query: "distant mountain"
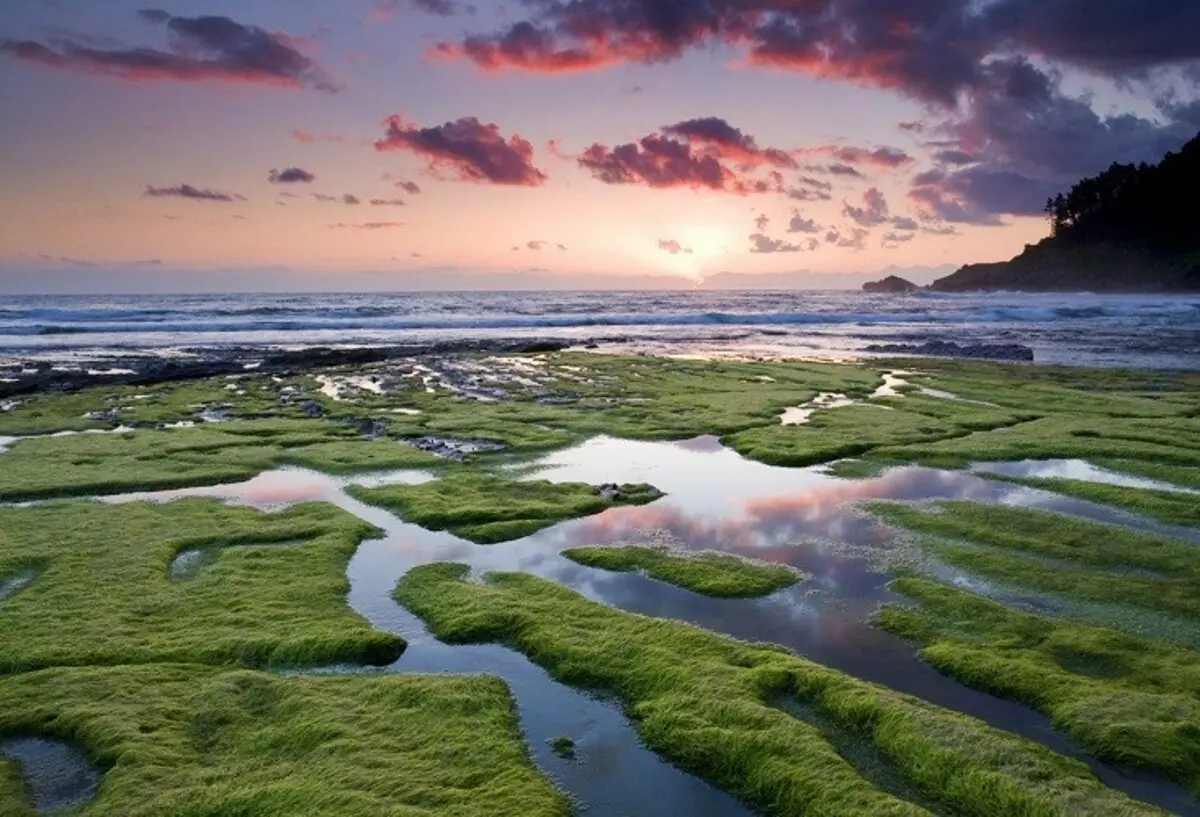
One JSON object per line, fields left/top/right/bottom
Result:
{"left": 932, "top": 132, "right": 1200, "bottom": 293}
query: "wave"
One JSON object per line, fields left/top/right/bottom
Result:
{"left": 0, "top": 302, "right": 1195, "bottom": 337}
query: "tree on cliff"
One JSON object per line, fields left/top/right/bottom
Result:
{"left": 1043, "top": 131, "right": 1200, "bottom": 254}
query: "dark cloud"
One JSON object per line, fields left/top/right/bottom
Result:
{"left": 933, "top": 149, "right": 976, "bottom": 166}
{"left": 787, "top": 176, "right": 834, "bottom": 201}
{"left": 527, "top": 240, "right": 548, "bottom": 250}
{"left": 576, "top": 123, "right": 787, "bottom": 193}
{"left": 144, "top": 184, "right": 244, "bottom": 202}
{"left": 824, "top": 227, "right": 870, "bottom": 250}
{"left": 842, "top": 187, "right": 890, "bottom": 227}
{"left": 269, "top": 167, "right": 315, "bottom": 184}
{"left": 812, "top": 163, "right": 865, "bottom": 178}
{"left": 985, "top": 0, "right": 1200, "bottom": 78}
{"left": 658, "top": 239, "right": 693, "bottom": 255}
{"left": 749, "top": 233, "right": 803, "bottom": 253}
{"left": 331, "top": 221, "right": 404, "bottom": 229}
{"left": 410, "top": 0, "right": 471, "bottom": 17}
{"left": 804, "top": 145, "right": 912, "bottom": 169}
{"left": 787, "top": 186, "right": 833, "bottom": 202}
{"left": 787, "top": 212, "right": 821, "bottom": 234}
{"left": 557, "top": 243, "right": 568, "bottom": 251}
{"left": 661, "top": 117, "right": 797, "bottom": 169}
{"left": 395, "top": 180, "right": 422, "bottom": 194}
{"left": 755, "top": 214, "right": 770, "bottom": 231}
{"left": 427, "top": 0, "right": 1200, "bottom": 108}
{"left": 890, "top": 216, "right": 920, "bottom": 231}
{"left": 906, "top": 56, "right": 1196, "bottom": 222}
{"left": 376, "top": 115, "right": 547, "bottom": 186}
{"left": 312, "top": 193, "right": 363, "bottom": 204}
{"left": 2, "top": 11, "right": 336, "bottom": 91}
{"left": 370, "top": 198, "right": 406, "bottom": 206}
{"left": 882, "top": 231, "right": 916, "bottom": 248}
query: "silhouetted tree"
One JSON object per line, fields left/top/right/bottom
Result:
{"left": 1043, "top": 132, "right": 1200, "bottom": 255}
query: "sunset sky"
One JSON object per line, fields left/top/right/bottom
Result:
{"left": 0, "top": 0, "right": 1197, "bottom": 291}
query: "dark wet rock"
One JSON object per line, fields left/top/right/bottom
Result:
{"left": 297, "top": 400, "right": 325, "bottom": 418}
{"left": 537, "top": 394, "right": 579, "bottom": 406}
{"left": 404, "top": 436, "right": 508, "bottom": 460}
{"left": 865, "top": 340, "right": 1034, "bottom": 361}
{"left": 0, "top": 338, "right": 572, "bottom": 399}
{"left": 346, "top": 417, "right": 390, "bottom": 440}
{"left": 595, "top": 483, "right": 623, "bottom": 501}
{"left": 862, "top": 275, "right": 919, "bottom": 293}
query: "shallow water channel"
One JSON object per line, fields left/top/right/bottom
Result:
{"left": 38, "top": 435, "right": 1200, "bottom": 815}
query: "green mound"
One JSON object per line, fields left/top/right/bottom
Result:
{"left": 0, "top": 500, "right": 403, "bottom": 673}
{"left": 563, "top": 545, "right": 802, "bottom": 598}
{"left": 0, "top": 420, "right": 439, "bottom": 502}
{"left": 871, "top": 501, "right": 1200, "bottom": 620}
{"left": 349, "top": 472, "right": 662, "bottom": 543}
{"left": 879, "top": 576, "right": 1200, "bottom": 790}
{"left": 394, "top": 563, "right": 1160, "bottom": 817}
{"left": 0, "top": 665, "right": 568, "bottom": 817}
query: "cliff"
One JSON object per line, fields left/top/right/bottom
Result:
{"left": 932, "top": 131, "right": 1200, "bottom": 293}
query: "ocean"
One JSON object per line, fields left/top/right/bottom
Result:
{"left": 0, "top": 290, "right": 1197, "bottom": 369}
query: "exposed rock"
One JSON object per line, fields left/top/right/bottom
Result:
{"left": 345, "top": 417, "right": 389, "bottom": 440}
{"left": 865, "top": 340, "right": 1034, "bottom": 361}
{"left": 297, "top": 400, "right": 325, "bottom": 418}
{"left": 862, "top": 275, "right": 918, "bottom": 293}
{"left": 0, "top": 338, "right": 572, "bottom": 400}
{"left": 594, "top": 483, "right": 623, "bottom": 501}
{"left": 404, "top": 436, "right": 508, "bottom": 460}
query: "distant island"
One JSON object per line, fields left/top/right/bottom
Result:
{"left": 862, "top": 275, "right": 918, "bottom": 293}
{"left": 926, "top": 131, "right": 1200, "bottom": 293}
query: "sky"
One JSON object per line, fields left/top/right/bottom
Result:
{"left": 0, "top": 0, "right": 1197, "bottom": 292}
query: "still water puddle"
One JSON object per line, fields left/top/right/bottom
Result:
{"left": 973, "top": 458, "right": 1200, "bottom": 494}
{"left": 87, "top": 436, "right": 1199, "bottom": 816}
{"left": 0, "top": 738, "right": 101, "bottom": 815}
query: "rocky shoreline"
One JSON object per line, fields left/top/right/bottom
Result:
{"left": 0, "top": 338, "right": 571, "bottom": 399}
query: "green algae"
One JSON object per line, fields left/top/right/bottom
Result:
{"left": 0, "top": 500, "right": 403, "bottom": 674}
{"left": 725, "top": 395, "right": 1033, "bottom": 467}
{"left": 395, "top": 563, "right": 1162, "bottom": 817}
{"left": 548, "top": 736, "right": 576, "bottom": 760}
{"left": 0, "top": 665, "right": 569, "bottom": 817}
{"left": 871, "top": 502, "right": 1200, "bottom": 621}
{"left": 879, "top": 576, "right": 1200, "bottom": 791}
{"left": 0, "top": 420, "right": 439, "bottom": 502}
{"left": 348, "top": 472, "right": 662, "bottom": 543}
{"left": 0, "top": 758, "right": 32, "bottom": 817}
{"left": 562, "top": 546, "right": 802, "bottom": 598}
{"left": 876, "top": 414, "right": 1200, "bottom": 470}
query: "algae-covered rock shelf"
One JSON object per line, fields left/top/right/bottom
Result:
{"left": 1, "top": 351, "right": 1198, "bottom": 816}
